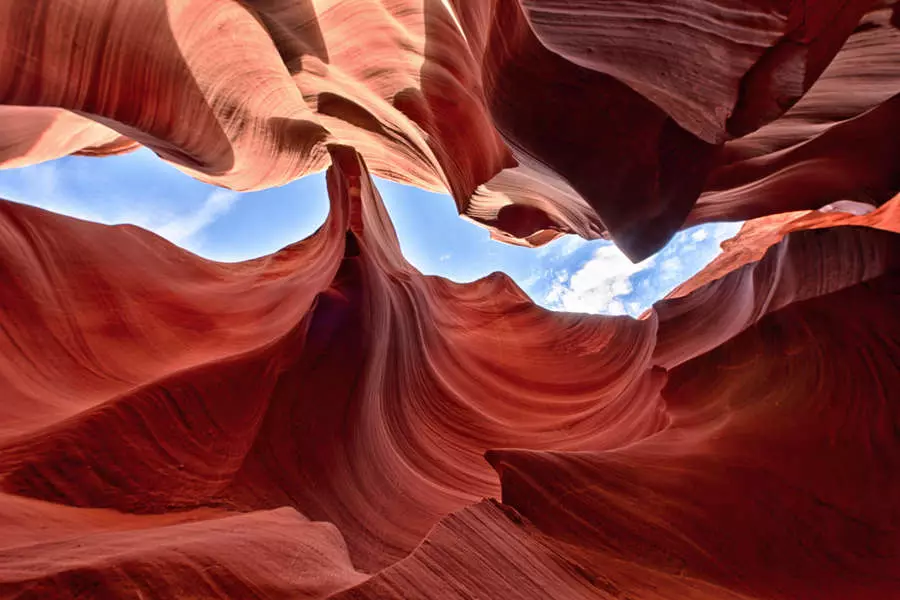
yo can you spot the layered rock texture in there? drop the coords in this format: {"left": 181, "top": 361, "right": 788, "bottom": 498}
{"left": 3, "top": 0, "right": 898, "bottom": 258}
{"left": 0, "top": 0, "right": 898, "bottom": 599}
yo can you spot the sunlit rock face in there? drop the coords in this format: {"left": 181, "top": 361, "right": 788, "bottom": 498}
{"left": 0, "top": 1, "right": 898, "bottom": 598}
{"left": 1, "top": 1, "right": 897, "bottom": 259}
{"left": 0, "top": 146, "right": 897, "bottom": 598}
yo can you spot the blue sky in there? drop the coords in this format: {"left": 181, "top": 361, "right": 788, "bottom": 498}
{"left": 0, "top": 148, "right": 740, "bottom": 316}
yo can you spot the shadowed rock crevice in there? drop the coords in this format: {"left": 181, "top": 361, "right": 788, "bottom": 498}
{"left": 2, "top": 0, "right": 892, "bottom": 256}
{"left": 0, "top": 2, "right": 898, "bottom": 597}
{"left": 1, "top": 143, "right": 897, "bottom": 596}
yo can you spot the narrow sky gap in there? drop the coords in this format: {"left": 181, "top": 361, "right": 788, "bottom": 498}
{"left": 0, "top": 149, "right": 740, "bottom": 316}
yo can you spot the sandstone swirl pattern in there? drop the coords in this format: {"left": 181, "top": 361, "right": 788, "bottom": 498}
{"left": 0, "top": 1, "right": 899, "bottom": 599}
{"left": 2, "top": 1, "right": 897, "bottom": 258}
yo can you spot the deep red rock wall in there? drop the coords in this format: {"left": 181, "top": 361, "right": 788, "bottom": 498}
{"left": 1, "top": 1, "right": 896, "bottom": 257}
{"left": 1, "top": 147, "right": 897, "bottom": 597}
{"left": 0, "top": 1, "right": 898, "bottom": 598}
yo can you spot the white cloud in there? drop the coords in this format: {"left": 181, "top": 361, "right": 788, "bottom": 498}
{"left": 438, "top": 253, "right": 452, "bottom": 262}
{"left": 518, "top": 272, "right": 540, "bottom": 289}
{"left": 0, "top": 162, "right": 239, "bottom": 254}
{"left": 558, "top": 235, "right": 587, "bottom": 256}
{"left": 2, "top": 163, "right": 103, "bottom": 223}
{"left": 660, "top": 256, "right": 682, "bottom": 281}
{"left": 691, "top": 228, "right": 708, "bottom": 242}
{"left": 713, "top": 222, "right": 741, "bottom": 243}
{"left": 154, "top": 189, "right": 238, "bottom": 247}
{"left": 543, "top": 244, "right": 655, "bottom": 315}
{"left": 537, "top": 233, "right": 586, "bottom": 259}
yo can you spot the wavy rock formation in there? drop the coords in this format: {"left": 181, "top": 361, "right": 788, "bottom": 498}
{"left": 0, "top": 107, "right": 138, "bottom": 169}
{"left": 1, "top": 1, "right": 897, "bottom": 258}
{"left": 1, "top": 145, "right": 898, "bottom": 598}
{"left": 0, "top": 0, "right": 899, "bottom": 598}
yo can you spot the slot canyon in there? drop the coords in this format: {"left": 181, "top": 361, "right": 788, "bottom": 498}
{"left": 0, "top": 1, "right": 898, "bottom": 598}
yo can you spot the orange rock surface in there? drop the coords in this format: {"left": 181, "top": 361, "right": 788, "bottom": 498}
{"left": 2, "top": 1, "right": 897, "bottom": 258}
{"left": 0, "top": 1, "right": 898, "bottom": 598}
{"left": 1, "top": 146, "right": 897, "bottom": 598}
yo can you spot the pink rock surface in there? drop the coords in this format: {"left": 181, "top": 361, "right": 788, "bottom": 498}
{"left": 0, "top": 147, "right": 898, "bottom": 598}
{"left": 1, "top": 1, "right": 895, "bottom": 258}
{"left": 0, "top": 1, "right": 898, "bottom": 597}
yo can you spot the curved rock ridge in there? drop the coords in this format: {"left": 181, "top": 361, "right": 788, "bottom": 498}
{"left": 0, "top": 501, "right": 368, "bottom": 599}
{"left": 0, "top": 146, "right": 666, "bottom": 591}
{"left": 335, "top": 193, "right": 900, "bottom": 600}
{"left": 0, "top": 107, "right": 139, "bottom": 169}
{"left": 1, "top": 1, "right": 897, "bottom": 259}
{"left": 654, "top": 195, "right": 900, "bottom": 367}
{"left": 1, "top": 147, "right": 898, "bottom": 598}
{"left": 485, "top": 271, "right": 900, "bottom": 600}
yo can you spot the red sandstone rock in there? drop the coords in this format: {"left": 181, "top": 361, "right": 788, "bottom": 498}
{"left": 0, "top": 148, "right": 666, "bottom": 578}
{"left": 0, "top": 1, "right": 898, "bottom": 597}
{"left": 1, "top": 1, "right": 895, "bottom": 259}
{"left": 486, "top": 271, "right": 900, "bottom": 599}
{"left": 0, "top": 146, "right": 897, "bottom": 598}
{"left": 0, "top": 107, "right": 138, "bottom": 169}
